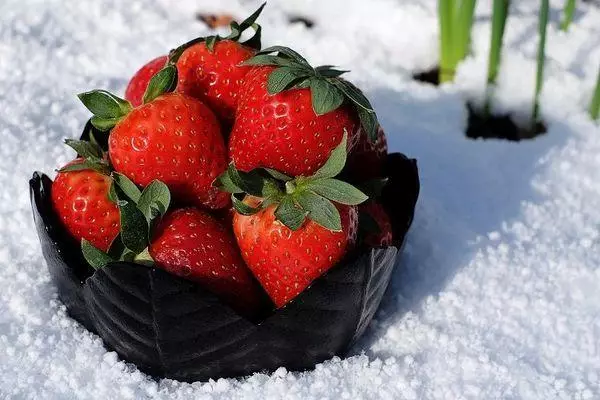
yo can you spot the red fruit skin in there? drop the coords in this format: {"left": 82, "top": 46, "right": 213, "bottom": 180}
{"left": 51, "top": 161, "right": 120, "bottom": 252}
{"left": 233, "top": 198, "right": 358, "bottom": 308}
{"left": 109, "top": 93, "right": 230, "bottom": 210}
{"left": 360, "top": 201, "right": 392, "bottom": 247}
{"left": 125, "top": 55, "right": 168, "bottom": 107}
{"left": 229, "top": 66, "right": 361, "bottom": 177}
{"left": 149, "top": 208, "right": 264, "bottom": 316}
{"left": 346, "top": 125, "right": 388, "bottom": 182}
{"left": 176, "top": 40, "right": 255, "bottom": 127}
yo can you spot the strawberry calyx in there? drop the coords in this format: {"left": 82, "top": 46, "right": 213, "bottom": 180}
{"left": 216, "top": 132, "right": 368, "bottom": 232}
{"left": 242, "top": 46, "right": 379, "bottom": 141}
{"left": 168, "top": 2, "right": 265, "bottom": 64}
{"left": 80, "top": 172, "right": 172, "bottom": 271}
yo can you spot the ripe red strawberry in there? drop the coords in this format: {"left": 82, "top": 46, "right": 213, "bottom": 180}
{"left": 51, "top": 160, "right": 120, "bottom": 252}
{"left": 360, "top": 201, "right": 392, "bottom": 247}
{"left": 233, "top": 198, "right": 358, "bottom": 308}
{"left": 176, "top": 40, "right": 255, "bottom": 127}
{"left": 229, "top": 65, "right": 362, "bottom": 177}
{"left": 125, "top": 55, "right": 168, "bottom": 107}
{"left": 149, "top": 208, "right": 264, "bottom": 315}
{"left": 96, "top": 92, "right": 229, "bottom": 209}
{"left": 346, "top": 125, "right": 388, "bottom": 182}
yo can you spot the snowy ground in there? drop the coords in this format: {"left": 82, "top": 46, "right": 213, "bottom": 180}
{"left": 1, "top": 0, "right": 599, "bottom": 398}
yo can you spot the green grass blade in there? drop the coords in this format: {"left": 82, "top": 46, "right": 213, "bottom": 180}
{"left": 484, "top": 0, "right": 510, "bottom": 116}
{"left": 560, "top": 0, "right": 576, "bottom": 32}
{"left": 590, "top": 67, "right": 600, "bottom": 121}
{"left": 439, "top": 0, "right": 457, "bottom": 82}
{"left": 533, "top": 0, "right": 549, "bottom": 127}
{"left": 454, "top": 0, "right": 477, "bottom": 64}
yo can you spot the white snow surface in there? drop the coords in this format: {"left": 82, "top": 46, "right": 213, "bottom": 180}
{"left": 1, "top": 0, "right": 600, "bottom": 398}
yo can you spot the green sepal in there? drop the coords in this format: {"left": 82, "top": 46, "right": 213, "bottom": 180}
{"left": 81, "top": 239, "right": 113, "bottom": 270}
{"left": 307, "top": 131, "right": 347, "bottom": 180}
{"left": 137, "top": 180, "right": 171, "bottom": 222}
{"left": 64, "top": 138, "right": 103, "bottom": 160}
{"left": 225, "top": 163, "right": 282, "bottom": 199}
{"left": 214, "top": 169, "right": 244, "bottom": 193}
{"left": 58, "top": 159, "right": 110, "bottom": 175}
{"left": 295, "top": 190, "right": 342, "bottom": 232}
{"left": 90, "top": 116, "right": 121, "bottom": 131}
{"left": 256, "top": 46, "right": 312, "bottom": 68}
{"left": 309, "top": 78, "right": 345, "bottom": 115}
{"left": 206, "top": 36, "right": 218, "bottom": 53}
{"left": 133, "top": 247, "right": 154, "bottom": 267}
{"left": 303, "top": 178, "right": 367, "bottom": 205}
{"left": 267, "top": 66, "right": 310, "bottom": 95}
{"left": 118, "top": 199, "right": 149, "bottom": 254}
{"left": 264, "top": 168, "right": 292, "bottom": 181}
{"left": 78, "top": 90, "right": 132, "bottom": 120}
{"left": 143, "top": 64, "right": 177, "bottom": 104}
{"left": 113, "top": 173, "right": 141, "bottom": 203}
{"left": 275, "top": 195, "right": 308, "bottom": 230}
{"left": 231, "top": 194, "right": 262, "bottom": 216}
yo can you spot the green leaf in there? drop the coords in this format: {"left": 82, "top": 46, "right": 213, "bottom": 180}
{"left": 133, "top": 247, "right": 154, "bottom": 267}
{"left": 119, "top": 200, "right": 149, "bottom": 253}
{"left": 258, "top": 46, "right": 312, "bottom": 68}
{"left": 227, "top": 163, "right": 281, "bottom": 198}
{"left": 231, "top": 194, "right": 262, "bottom": 216}
{"left": 78, "top": 90, "right": 132, "bottom": 119}
{"left": 274, "top": 195, "right": 307, "bottom": 230}
{"left": 264, "top": 168, "right": 292, "bottom": 181}
{"left": 236, "top": 2, "right": 266, "bottom": 32}
{"left": 90, "top": 116, "right": 120, "bottom": 131}
{"left": 107, "top": 234, "right": 125, "bottom": 259}
{"left": 108, "top": 180, "right": 118, "bottom": 203}
{"left": 309, "top": 78, "right": 345, "bottom": 115}
{"left": 332, "top": 80, "right": 374, "bottom": 112}
{"left": 137, "top": 180, "right": 171, "bottom": 221}
{"left": 206, "top": 35, "right": 218, "bottom": 52}
{"left": 59, "top": 160, "right": 110, "bottom": 175}
{"left": 295, "top": 191, "right": 342, "bottom": 231}
{"left": 308, "top": 131, "right": 347, "bottom": 180}
{"left": 64, "top": 139, "right": 103, "bottom": 160}
{"left": 304, "top": 179, "right": 368, "bottom": 205}
{"left": 142, "top": 64, "right": 177, "bottom": 104}
{"left": 315, "top": 66, "right": 348, "bottom": 78}
{"left": 267, "top": 67, "right": 309, "bottom": 94}
{"left": 81, "top": 239, "right": 113, "bottom": 270}
{"left": 357, "top": 107, "right": 378, "bottom": 142}
{"left": 214, "top": 169, "right": 244, "bottom": 193}
{"left": 241, "top": 23, "right": 262, "bottom": 51}
{"left": 113, "top": 173, "right": 141, "bottom": 203}
{"left": 242, "top": 54, "right": 294, "bottom": 67}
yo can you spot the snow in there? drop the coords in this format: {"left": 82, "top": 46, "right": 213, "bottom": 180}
{"left": 1, "top": 0, "right": 600, "bottom": 398}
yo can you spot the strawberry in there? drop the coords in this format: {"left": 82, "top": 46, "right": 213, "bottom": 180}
{"left": 125, "top": 55, "right": 168, "bottom": 107}
{"left": 52, "top": 159, "right": 119, "bottom": 252}
{"left": 217, "top": 132, "right": 368, "bottom": 307}
{"left": 360, "top": 201, "right": 392, "bottom": 247}
{"left": 78, "top": 85, "right": 230, "bottom": 209}
{"left": 234, "top": 198, "right": 358, "bottom": 308}
{"left": 346, "top": 125, "right": 388, "bottom": 182}
{"left": 228, "top": 47, "right": 379, "bottom": 177}
{"left": 150, "top": 208, "right": 264, "bottom": 316}
{"left": 175, "top": 40, "right": 255, "bottom": 127}
{"left": 166, "top": 4, "right": 265, "bottom": 128}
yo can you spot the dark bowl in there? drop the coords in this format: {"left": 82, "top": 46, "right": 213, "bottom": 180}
{"left": 30, "top": 148, "right": 419, "bottom": 382}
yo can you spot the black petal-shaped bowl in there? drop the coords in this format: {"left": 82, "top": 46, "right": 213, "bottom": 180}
{"left": 30, "top": 152, "right": 419, "bottom": 382}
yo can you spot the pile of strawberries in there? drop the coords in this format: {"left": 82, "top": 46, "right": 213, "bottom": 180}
{"left": 51, "top": 4, "right": 393, "bottom": 317}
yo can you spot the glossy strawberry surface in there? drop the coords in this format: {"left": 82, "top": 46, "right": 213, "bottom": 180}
{"left": 109, "top": 93, "right": 229, "bottom": 209}
{"left": 233, "top": 198, "right": 358, "bottom": 308}
{"left": 346, "top": 125, "right": 388, "bottom": 182}
{"left": 176, "top": 40, "right": 255, "bottom": 127}
{"left": 229, "top": 66, "right": 361, "bottom": 177}
{"left": 149, "top": 208, "right": 264, "bottom": 315}
{"left": 51, "top": 161, "right": 120, "bottom": 251}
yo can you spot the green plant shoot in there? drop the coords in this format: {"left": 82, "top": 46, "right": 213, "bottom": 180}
{"left": 590, "top": 67, "right": 600, "bottom": 121}
{"left": 454, "top": 0, "right": 478, "bottom": 65}
{"left": 438, "top": 0, "right": 456, "bottom": 83}
{"left": 560, "top": 0, "right": 576, "bottom": 32}
{"left": 533, "top": 0, "right": 549, "bottom": 127}
{"left": 484, "top": 0, "right": 510, "bottom": 116}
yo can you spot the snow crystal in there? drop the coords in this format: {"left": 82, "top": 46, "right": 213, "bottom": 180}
{"left": 1, "top": 0, "right": 599, "bottom": 398}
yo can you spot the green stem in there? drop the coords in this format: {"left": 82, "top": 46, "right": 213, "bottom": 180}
{"left": 590, "top": 67, "right": 600, "bottom": 121}
{"left": 560, "top": 0, "right": 576, "bottom": 32}
{"left": 454, "top": 0, "right": 478, "bottom": 64}
{"left": 439, "top": 0, "right": 456, "bottom": 83}
{"left": 533, "top": 0, "right": 549, "bottom": 128}
{"left": 484, "top": 0, "right": 510, "bottom": 117}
